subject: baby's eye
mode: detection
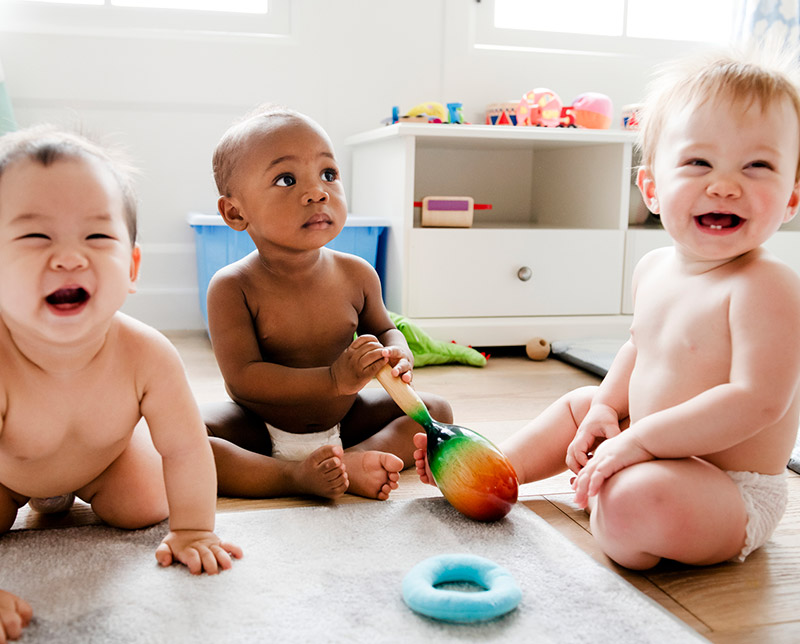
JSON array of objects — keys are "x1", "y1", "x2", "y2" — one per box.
[
  {"x1": 86, "y1": 233, "x2": 115, "y2": 240},
  {"x1": 747, "y1": 160, "x2": 774, "y2": 170},
  {"x1": 275, "y1": 174, "x2": 296, "y2": 187},
  {"x1": 686, "y1": 158, "x2": 711, "y2": 167},
  {"x1": 321, "y1": 168, "x2": 338, "y2": 182},
  {"x1": 18, "y1": 233, "x2": 49, "y2": 240}
]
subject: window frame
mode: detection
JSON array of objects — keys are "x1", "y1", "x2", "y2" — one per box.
[
  {"x1": 0, "y1": 0, "x2": 291, "y2": 39},
  {"x1": 473, "y1": 0, "x2": 734, "y2": 58}
]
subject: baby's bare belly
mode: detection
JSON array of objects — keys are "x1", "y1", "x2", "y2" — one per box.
[
  {"x1": 628, "y1": 364, "x2": 797, "y2": 474},
  {"x1": 0, "y1": 432, "x2": 132, "y2": 499},
  {"x1": 234, "y1": 392, "x2": 358, "y2": 434}
]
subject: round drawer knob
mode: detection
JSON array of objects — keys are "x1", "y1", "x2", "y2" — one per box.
[{"x1": 517, "y1": 266, "x2": 532, "y2": 282}]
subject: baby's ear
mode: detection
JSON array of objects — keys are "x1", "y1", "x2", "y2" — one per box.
[
  {"x1": 218, "y1": 195, "x2": 248, "y2": 231},
  {"x1": 636, "y1": 167, "x2": 659, "y2": 214},
  {"x1": 785, "y1": 180, "x2": 800, "y2": 223},
  {"x1": 128, "y1": 244, "x2": 141, "y2": 294}
]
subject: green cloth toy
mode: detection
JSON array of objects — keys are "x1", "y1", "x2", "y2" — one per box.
[{"x1": 390, "y1": 312, "x2": 486, "y2": 367}]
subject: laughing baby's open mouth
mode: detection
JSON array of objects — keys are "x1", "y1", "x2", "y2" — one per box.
[
  {"x1": 695, "y1": 213, "x2": 744, "y2": 231},
  {"x1": 45, "y1": 287, "x2": 90, "y2": 310}
]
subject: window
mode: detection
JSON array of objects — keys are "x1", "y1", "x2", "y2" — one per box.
[
  {"x1": 475, "y1": 0, "x2": 739, "y2": 57},
  {"x1": 0, "y1": 0, "x2": 290, "y2": 38}
]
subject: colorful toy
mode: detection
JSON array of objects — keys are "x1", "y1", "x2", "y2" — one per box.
[
  {"x1": 402, "y1": 554, "x2": 522, "y2": 623},
  {"x1": 388, "y1": 102, "x2": 467, "y2": 125},
  {"x1": 571, "y1": 92, "x2": 613, "y2": 129},
  {"x1": 376, "y1": 364, "x2": 519, "y2": 522},
  {"x1": 485, "y1": 102, "x2": 518, "y2": 126},
  {"x1": 415, "y1": 196, "x2": 492, "y2": 228},
  {"x1": 517, "y1": 88, "x2": 562, "y2": 127},
  {"x1": 406, "y1": 101, "x2": 448, "y2": 123},
  {"x1": 447, "y1": 102, "x2": 465, "y2": 124},
  {"x1": 622, "y1": 103, "x2": 642, "y2": 130},
  {"x1": 389, "y1": 312, "x2": 486, "y2": 367}
]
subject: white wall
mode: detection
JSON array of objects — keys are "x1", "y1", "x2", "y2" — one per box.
[{"x1": 0, "y1": 0, "x2": 671, "y2": 330}]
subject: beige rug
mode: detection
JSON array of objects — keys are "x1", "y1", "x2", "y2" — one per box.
[{"x1": 0, "y1": 499, "x2": 706, "y2": 643}]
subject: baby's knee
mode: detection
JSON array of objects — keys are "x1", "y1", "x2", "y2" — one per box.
[
  {"x1": 564, "y1": 386, "x2": 598, "y2": 421},
  {"x1": 594, "y1": 467, "x2": 680, "y2": 542},
  {"x1": 94, "y1": 493, "x2": 168, "y2": 530}
]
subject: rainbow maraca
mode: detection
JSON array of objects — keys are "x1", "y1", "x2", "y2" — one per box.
[{"x1": 376, "y1": 365, "x2": 519, "y2": 521}]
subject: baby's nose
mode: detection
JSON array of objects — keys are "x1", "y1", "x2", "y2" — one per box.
[
  {"x1": 305, "y1": 188, "x2": 329, "y2": 204},
  {"x1": 50, "y1": 247, "x2": 88, "y2": 271},
  {"x1": 707, "y1": 175, "x2": 741, "y2": 199}
]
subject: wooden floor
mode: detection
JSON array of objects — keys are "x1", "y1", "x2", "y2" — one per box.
[{"x1": 15, "y1": 331, "x2": 800, "y2": 643}]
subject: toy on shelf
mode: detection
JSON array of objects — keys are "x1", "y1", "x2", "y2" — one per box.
[
  {"x1": 387, "y1": 102, "x2": 466, "y2": 125},
  {"x1": 485, "y1": 102, "x2": 518, "y2": 125},
  {"x1": 376, "y1": 364, "x2": 519, "y2": 522},
  {"x1": 516, "y1": 88, "x2": 562, "y2": 127},
  {"x1": 571, "y1": 92, "x2": 613, "y2": 129},
  {"x1": 494, "y1": 90, "x2": 614, "y2": 129},
  {"x1": 414, "y1": 196, "x2": 492, "y2": 228},
  {"x1": 622, "y1": 103, "x2": 642, "y2": 130}
]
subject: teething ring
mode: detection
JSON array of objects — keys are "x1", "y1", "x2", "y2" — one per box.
[{"x1": 402, "y1": 554, "x2": 522, "y2": 623}]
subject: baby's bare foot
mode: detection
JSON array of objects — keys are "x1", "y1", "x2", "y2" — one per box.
[
  {"x1": 412, "y1": 432, "x2": 436, "y2": 486},
  {"x1": 342, "y1": 451, "x2": 403, "y2": 500},
  {"x1": 288, "y1": 445, "x2": 348, "y2": 499}
]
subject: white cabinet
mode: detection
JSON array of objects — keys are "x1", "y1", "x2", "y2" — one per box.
[
  {"x1": 347, "y1": 123, "x2": 636, "y2": 345},
  {"x1": 347, "y1": 123, "x2": 800, "y2": 346}
]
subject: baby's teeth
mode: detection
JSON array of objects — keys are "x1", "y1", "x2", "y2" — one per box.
[{"x1": 711, "y1": 225, "x2": 722, "y2": 230}]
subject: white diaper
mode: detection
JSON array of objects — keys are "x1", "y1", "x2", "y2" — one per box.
[
  {"x1": 266, "y1": 423, "x2": 343, "y2": 462},
  {"x1": 726, "y1": 470, "x2": 788, "y2": 562}
]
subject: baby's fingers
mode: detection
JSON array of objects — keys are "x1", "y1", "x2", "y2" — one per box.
[
  {"x1": 155, "y1": 542, "x2": 174, "y2": 568},
  {"x1": 220, "y1": 540, "x2": 244, "y2": 561},
  {"x1": 0, "y1": 600, "x2": 32, "y2": 642},
  {"x1": 205, "y1": 543, "x2": 240, "y2": 573},
  {"x1": 179, "y1": 547, "x2": 204, "y2": 575}
]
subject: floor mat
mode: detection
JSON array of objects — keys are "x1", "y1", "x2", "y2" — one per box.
[{"x1": 0, "y1": 499, "x2": 706, "y2": 643}]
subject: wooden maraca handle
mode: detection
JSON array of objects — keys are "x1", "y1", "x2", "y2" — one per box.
[{"x1": 375, "y1": 363, "x2": 430, "y2": 422}]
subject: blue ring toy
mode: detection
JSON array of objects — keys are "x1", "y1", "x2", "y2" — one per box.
[{"x1": 402, "y1": 554, "x2": 522, "y2": 623}]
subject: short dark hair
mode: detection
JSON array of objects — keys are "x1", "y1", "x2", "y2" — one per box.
[{"x1": 0, "y1": 125, "x2": 139, "y2": 243}]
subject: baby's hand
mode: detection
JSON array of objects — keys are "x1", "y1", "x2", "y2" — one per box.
[
  {"x1": 571, "y1": 431, "x2": 653, "y2": 508},
  {"x1": 566, "y1": 404, "x2": 621, "y2": 474},
  {"x1": 382, "y1": 346, "x2": 414, "y2": 383},
  {"x1": 0, "y1": 589, "x2": 32, "y2": 643},
  {"x1": 156, "y1": 530, "x2": 243, "y2": 575},
  {"x1": 331, "y1": 335, "x2": 388, "y2": 395}
]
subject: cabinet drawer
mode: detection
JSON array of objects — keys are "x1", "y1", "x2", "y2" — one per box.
[{"x1": 407, "y1": 229, "x2": 624, "y2": 318}]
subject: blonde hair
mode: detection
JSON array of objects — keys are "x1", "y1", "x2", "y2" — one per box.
[
  {"x1": 0, "y1": 125, "x2": 139, "y2": 243},
  {"x1": 212, "y1": 103, "x2": 309, "y2": 198},
  {"x1": 637, "y1": 45, "x2": 800, "y2": 178}
]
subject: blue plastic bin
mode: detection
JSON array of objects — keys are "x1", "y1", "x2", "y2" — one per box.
[{"x1": 188, "y1": 213, "x2": 389, "y2": 330}]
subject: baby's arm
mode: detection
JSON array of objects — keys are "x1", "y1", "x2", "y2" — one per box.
[
  {"x1": 138, "y1": 331, "x2": 242, "y2": 574},
  {"x1": 566, "y1": 339, "x2": 634, "y2": 473},
  {"x1": 0, "y1": 590, "x2": 32, "y2": 643},
  {"x1": 352, "y1": 259, "x2": 414, "y2": 382}
]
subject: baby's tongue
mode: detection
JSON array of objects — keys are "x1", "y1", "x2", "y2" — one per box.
[{"x1": 698, "y1": 213, "x2": 738, "y2": 228}]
